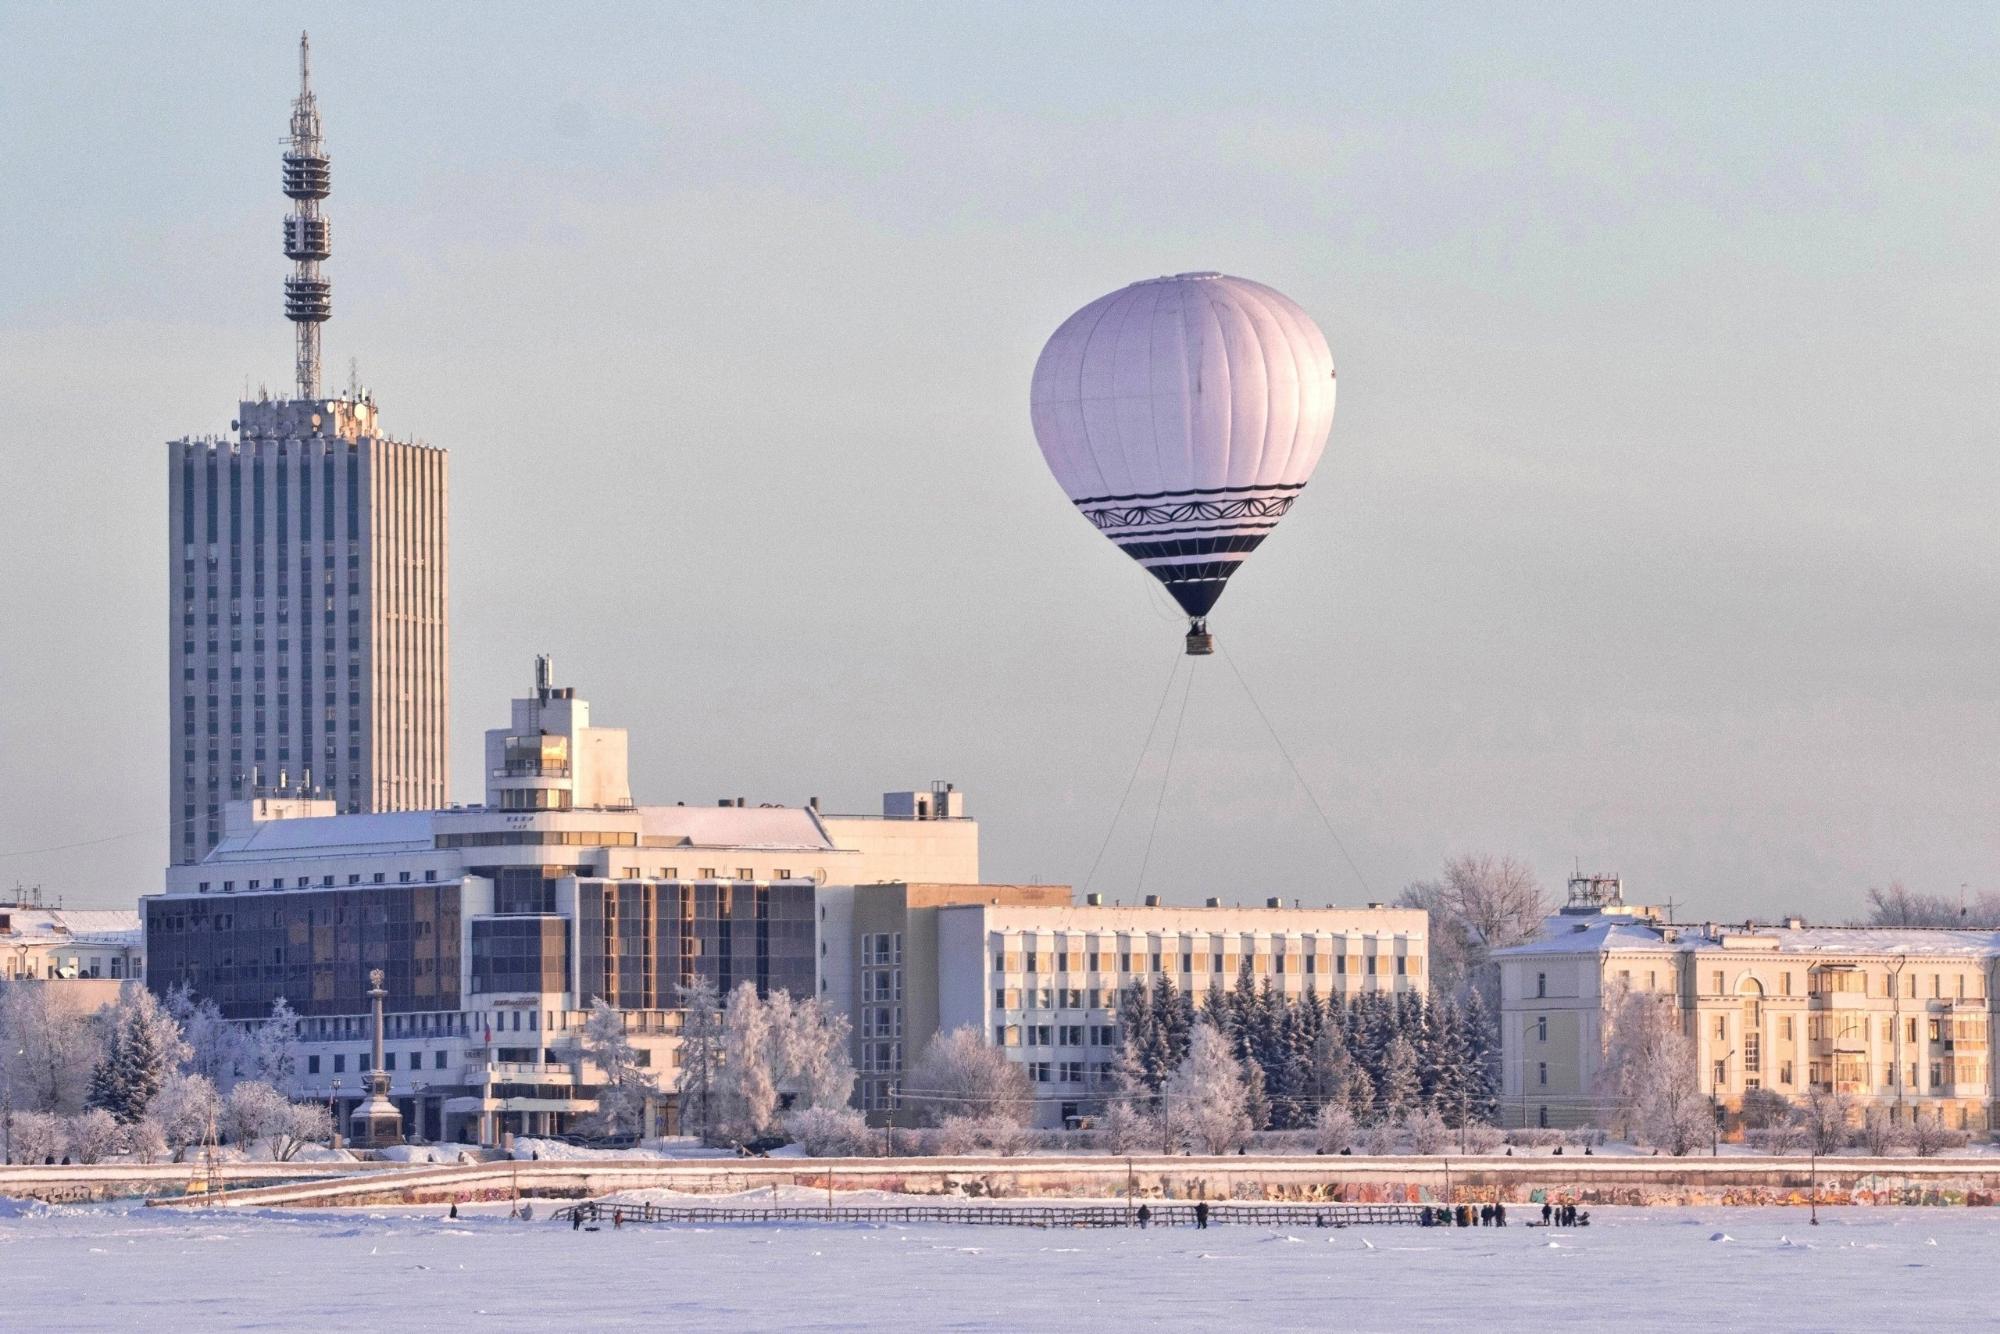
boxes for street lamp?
[330,1078,342,1150]
[1711,1049,1735,1157]
[413,1082,428,1143]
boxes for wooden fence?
[551,1200,1427,1229]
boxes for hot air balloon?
[1030,272,1336,654]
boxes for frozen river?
[4,1201,1995,1331]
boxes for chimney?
[1085,892,1103,907]
[1784,915,1804,930]
[809,797,820,812]
[1143,894,1160,908]
[1266,897,1282,909]
[1204,897,1221,908]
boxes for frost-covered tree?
[149,1071,221,1162]
[905,1027,1032,1127]
[1458,988,1500,1122]
[166,983,249,1091]
[222,1080,293,1149]
[716,982,779,1142]
[580,997,659,1138]
[252,997,303,1088]
[10,1111,64,1165]
[1163,1021,1252,1155]
[782,1105,871,1157]
[775,994,855,1112]
[1598,985,1708,1154]
[0,984,102,1114]
[1397,855,1548,1001]
[64,1108,120,1164]
[674,976,723,1142]
[1402,1107,1450,1154]
[1313,1102,1357,1155]
[90,985,191,1123]
[123,1119,168,1164]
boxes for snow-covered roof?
[207,810,438,860]
[1497,913,2000,960]
[0,907,143,947]
[636,805,832,852]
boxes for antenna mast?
[282,31,332,400]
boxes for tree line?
[1111,963,1500,1131]
[0,982,329,1164]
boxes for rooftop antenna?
[282,31,332,400]
[346,356,361,401]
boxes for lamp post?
[330,1078,342,1150]
[1711,1048,1735,1157]
[413,1082,428,1143]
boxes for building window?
[1536,1016,1547,1042]
[1535,972,1546,998]
[1537,1062,1547,1087]
[308,1055,320,1075]
[1713,1059,1728,1086]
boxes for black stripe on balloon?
[1073,480,1309,505]
[1095,519,1281,539]
[1115,534,1268,560]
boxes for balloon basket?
[1184,627,1215,656]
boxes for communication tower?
[281,32,332,399]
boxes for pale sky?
[0,3,1994,919]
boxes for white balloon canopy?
[1029,272,1337,653]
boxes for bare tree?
[1398,855,1549,1001]
[1860,881,2000,929]
[1801,1088,1854,1155]
[1909,1108,1970,1157]
[1597,983,1709,1155]
[1857,1105,1909,1156]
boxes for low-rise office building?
[932,899,1430,1127]
[1495,877,1997,1134]
[144,660,979,1143]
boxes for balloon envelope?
[1030,272,1336,621]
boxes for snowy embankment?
[2,1203,1997,1330]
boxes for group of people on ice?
[1420,1202,1506,1227]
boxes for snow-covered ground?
[2,1200,1996,1330]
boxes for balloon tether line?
[1080,650,1183,895]
[1135,658,1196,897]
[1219,642,1373,898]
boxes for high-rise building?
[166,34,448,864]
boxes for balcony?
[467,1060,575,1087]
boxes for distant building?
[166,36,447,863]
[0,900,144,1020]
[144,661,977,1144]
[1494,875,1997,1134]
[813,896,1424,1128]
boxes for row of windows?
[195,870,439,893]
[996,944,1418,971]
[995,951,1413,977]
[304,1049,451,1076]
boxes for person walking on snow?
[1195,1201,1209,1230]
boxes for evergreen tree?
[1143,977,1177,1088]
[1378,1033,1421,1119]
[1200,980,1229,1033]
[1459,987,1501,1122]
[89,986,188,1124]
[1118,983,1160,1090]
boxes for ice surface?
[1,1204,1995,1330]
